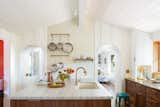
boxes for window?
[153,41,160,72]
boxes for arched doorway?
[96,45,120,82]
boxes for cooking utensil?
[51,62,64,72]
[62,42,73,53]
[57,62,64,69]
[51,64,58,72]
[57,42,63,50]
[48,42,57,51]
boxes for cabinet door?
[40,100,56,107]
[126,80,136,94]
[11,100,40,107]
[146,100,160,107]
[147,88,160,102]
[25,100,40,107]
[146,88,160,107]
[136,84,146,107]
[136,93,146,107]
[76,100,92,107]
[55,100,75,107]
[129,93,136,107]
[75,100,111,107]
[126,80,136,107]
[93,100,111,107]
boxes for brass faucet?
[75,67,87,85]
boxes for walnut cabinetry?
[146,88,160,107]
[0,96,3,107]
[125,80,136,107]
[11,100,111,107]
[126,79,160,107]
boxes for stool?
[117,93,130,107]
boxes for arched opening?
[96,45,120,82]
[20,46,43,87]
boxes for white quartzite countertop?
[126,77,160,91]
[10,81,113,100]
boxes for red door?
[0,40,3,91]
[0,40,3,79]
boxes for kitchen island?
[10,81,113,107]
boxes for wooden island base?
[11,100,111,107]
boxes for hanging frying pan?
[48,42,57,51]
[62,42,73,53]
[57,42,63,50]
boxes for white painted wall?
[0,28,13,107]
[11,26,48,89]
[95,21,131,89]
[47,17,95,80]
[47,18,95,64]
[94,21,132,107]
[130,30,153,78]
[94,22,154,107]
[151,31,160,41]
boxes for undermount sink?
[78,82,99,89]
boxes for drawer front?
[136,83,146,95]
[146,100,160,107]
[129,94,136,107]
[147,88,160,102]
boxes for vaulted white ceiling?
[1,0,160,34]
[0,0,77,34]
[88,0,160,32]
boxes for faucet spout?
[75,67,87,85]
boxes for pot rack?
[49,33,71,56]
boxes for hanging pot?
[57,42,63,50]
[62,42,73,53]
[48,42,57,51]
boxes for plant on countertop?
[57,68,75,82]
